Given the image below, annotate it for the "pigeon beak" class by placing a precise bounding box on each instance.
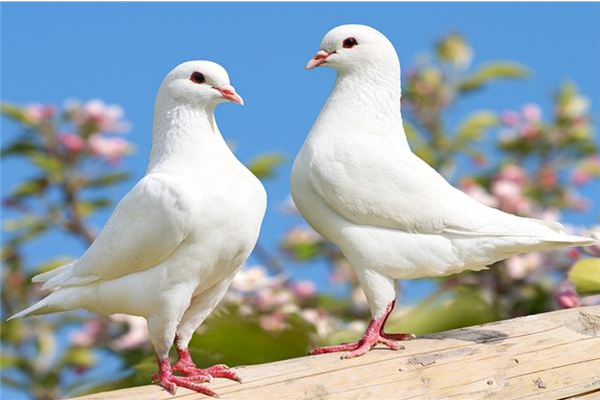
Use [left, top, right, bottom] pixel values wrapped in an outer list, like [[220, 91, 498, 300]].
[[306, 50, 334, 70], [214, 84, 244, 105]]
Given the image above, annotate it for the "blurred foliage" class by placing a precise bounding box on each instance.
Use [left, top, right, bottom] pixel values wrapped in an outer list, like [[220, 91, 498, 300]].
[[1, 33, 599, 399]]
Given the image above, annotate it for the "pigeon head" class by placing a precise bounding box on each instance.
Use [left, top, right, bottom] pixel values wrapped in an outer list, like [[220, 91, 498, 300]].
[[158, 61, 243, 106], [306, 24, 398, 74]]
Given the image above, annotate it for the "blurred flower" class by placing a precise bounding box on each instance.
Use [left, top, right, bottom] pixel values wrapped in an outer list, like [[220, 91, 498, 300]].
[[110, 314, 148, 350], [501, 111, 520, 127], [505, 253, 543, 280], [58, 132, 85, 152], [88, 134, 131, 164], [231, 265, 284, 292], [290, 280, 316, 301], [554, 282, 580, 309], [570, 170, 591, 185], [70, 319, 103, 347], [436, 33, 473, 69], [351, 287, 368, 310], [300, 308, 337, 337], [522, 103, 542, 122], [496, 164, 527, 185], [259, 312, 287, 332], [25, 103, 55, 124], [252, 287, 293, 311], [460, 178, 497, 207], [66, 99, 131, 134]]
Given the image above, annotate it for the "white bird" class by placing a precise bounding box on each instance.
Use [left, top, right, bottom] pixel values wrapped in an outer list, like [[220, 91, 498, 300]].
[[291, 24, 597, 359], [10, 61, 267, 396]]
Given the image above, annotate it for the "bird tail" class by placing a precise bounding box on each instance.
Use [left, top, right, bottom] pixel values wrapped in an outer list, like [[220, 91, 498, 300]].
[[7, 286, 90, 320], [31, 261, 96, 290]]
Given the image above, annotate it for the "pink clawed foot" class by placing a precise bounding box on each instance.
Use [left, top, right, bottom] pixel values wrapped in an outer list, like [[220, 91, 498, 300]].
[[174, 348, 242, 383], [310, 300, 414, 359], [153, 356, 217, 397]]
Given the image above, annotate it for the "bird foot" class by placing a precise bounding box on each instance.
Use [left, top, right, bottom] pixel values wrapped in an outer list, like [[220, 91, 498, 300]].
[[173, 360, 242, 383], [310, 332, 407, 359], [153, 356, 218, 397], [310, 300, 414, 359]]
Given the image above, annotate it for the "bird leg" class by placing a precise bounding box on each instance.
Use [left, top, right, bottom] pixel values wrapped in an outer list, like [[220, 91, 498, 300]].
[[152, 355, 217, 397], [310, 301, 414, 359], [172, 346, 242, 383]]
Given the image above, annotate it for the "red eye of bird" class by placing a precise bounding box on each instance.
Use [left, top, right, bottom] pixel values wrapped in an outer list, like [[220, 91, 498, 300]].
[[343, 37, 358, 49], [190, 72, 205, 84]]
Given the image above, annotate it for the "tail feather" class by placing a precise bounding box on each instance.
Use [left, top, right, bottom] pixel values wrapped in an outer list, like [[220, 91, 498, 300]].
[[8, 298, 51, 320], [32, 261, 74, 283]]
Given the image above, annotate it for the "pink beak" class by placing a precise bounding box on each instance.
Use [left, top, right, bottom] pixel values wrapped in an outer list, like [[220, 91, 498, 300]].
[[306, 50, 334, 70], [213, 84, 244, 105]]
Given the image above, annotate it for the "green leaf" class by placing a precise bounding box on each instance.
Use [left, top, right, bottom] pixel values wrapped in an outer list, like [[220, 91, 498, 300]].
[[28, 153, 62, 175], [386, 287, 497, 335], [459, 62, 529, 93], [78, 198, 111, 216], [12, 178, 48, 198], [247, 153, 285, 179], [62, 347, 95, 368], [85, 172, 130, 188], [568, 258, 600, 296], [0, 103, 30, 124], [456, 111, 498, 141], [1, 138, 41, 157]]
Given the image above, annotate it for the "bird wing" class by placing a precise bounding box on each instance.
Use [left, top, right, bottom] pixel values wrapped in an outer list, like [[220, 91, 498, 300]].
[[308, 131, 564, 237], [37, 173, 191, 289]]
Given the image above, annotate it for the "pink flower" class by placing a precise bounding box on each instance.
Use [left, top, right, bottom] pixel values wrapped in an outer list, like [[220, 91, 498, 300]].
[[290, 280, 316, 301], [554, 284, 580, 309], [88, 134, 131, 164], [460, 180, 498, 207], [25, 103, 55, 124], [521, 103, 542, 122], [501, 111, 520, 126], [66, 99, 131, 134], [496, 165, 527, 185], [58, 132, 85, 152], [70, 319, 103, 346], [570, 170, 591, 185], [519, 124, 538, 139], [505, 253, 542, 280], [110, 314, 149, 350], [259, 313, 287, 331]]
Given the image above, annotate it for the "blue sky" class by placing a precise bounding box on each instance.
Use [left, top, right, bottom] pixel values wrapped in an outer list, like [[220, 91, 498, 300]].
[[2, 2, 600, 297]]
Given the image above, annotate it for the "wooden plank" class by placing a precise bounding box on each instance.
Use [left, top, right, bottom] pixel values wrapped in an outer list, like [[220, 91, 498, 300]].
[[70, 305, 600, 400]]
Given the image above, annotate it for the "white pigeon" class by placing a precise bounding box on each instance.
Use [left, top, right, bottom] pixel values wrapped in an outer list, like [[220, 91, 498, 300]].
[[291, 24, 597, 359], [10, 61, 267, 396]]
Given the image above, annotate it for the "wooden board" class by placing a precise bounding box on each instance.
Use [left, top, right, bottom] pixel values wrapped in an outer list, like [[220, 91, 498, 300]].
[[70, 305, 600, 400]]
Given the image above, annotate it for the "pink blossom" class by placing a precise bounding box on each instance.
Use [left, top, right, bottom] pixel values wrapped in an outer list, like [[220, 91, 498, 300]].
[[521, 103, 542, 122], [88, 134, 131, 164], [259, 313, 287, 331], [290, 280, 316, 301], [70, 319, 103, 346], [110, 314, 149, 350], [501, 111, 520, 126], [496, 165, 527, 185], [460, 180, 498, 207], [25, 103, 55, 124], [252, 287, 292, 311], [519, 124, 538, 139], [58, 132, 85, 152], [554, 285, 580, 309], [300, 309, 336, 337], [231, 265, 284, 292], [505, 253, 542, 280], [66, 99, 131, 134], [570, 170, 591, 185]]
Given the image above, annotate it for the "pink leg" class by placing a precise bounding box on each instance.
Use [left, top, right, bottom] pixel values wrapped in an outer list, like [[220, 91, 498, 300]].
[[152, 355, 217, 397], [173, 346, 241, 383], [310, 301, 414, 359]]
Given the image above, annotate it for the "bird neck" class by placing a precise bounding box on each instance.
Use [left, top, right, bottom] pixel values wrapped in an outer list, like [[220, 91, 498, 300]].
[[147, 98, 228, 173], [314, 64, 407, 143]]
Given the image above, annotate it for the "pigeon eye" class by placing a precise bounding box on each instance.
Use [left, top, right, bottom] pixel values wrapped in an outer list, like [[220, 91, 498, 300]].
[[343, 37, 358, 49], [190, 72, 205, 84]]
